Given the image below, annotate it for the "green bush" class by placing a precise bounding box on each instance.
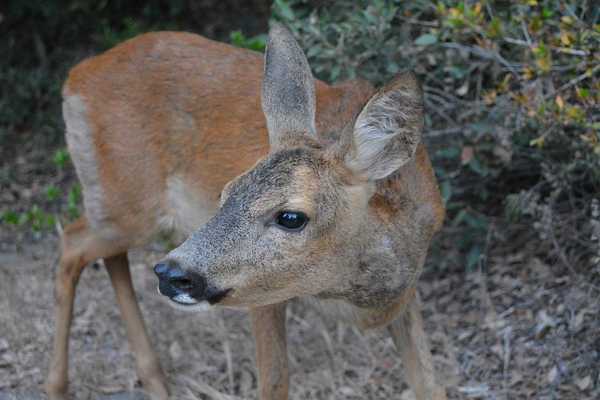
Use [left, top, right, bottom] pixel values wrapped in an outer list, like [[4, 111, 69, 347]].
[[273, 0, 599, 270], [2, 1, 598, 272]]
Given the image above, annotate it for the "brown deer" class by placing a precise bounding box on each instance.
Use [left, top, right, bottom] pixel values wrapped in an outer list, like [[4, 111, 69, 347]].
[[47, 23, 447, 400]]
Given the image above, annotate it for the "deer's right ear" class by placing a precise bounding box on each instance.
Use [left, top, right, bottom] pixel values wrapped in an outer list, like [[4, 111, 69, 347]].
[[344, 73, 424, 181], [261, 23, 316, 148]]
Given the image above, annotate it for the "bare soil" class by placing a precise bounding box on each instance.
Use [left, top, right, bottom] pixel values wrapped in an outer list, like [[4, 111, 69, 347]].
[[0, 229, 598, 400]]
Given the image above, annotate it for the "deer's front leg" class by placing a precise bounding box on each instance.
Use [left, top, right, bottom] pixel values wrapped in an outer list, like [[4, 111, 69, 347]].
[[250, 303, 289, 400], [388, 294, 447, 400]]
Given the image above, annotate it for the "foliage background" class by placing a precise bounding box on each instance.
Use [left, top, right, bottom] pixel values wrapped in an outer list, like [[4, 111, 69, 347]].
[[0, 1, 599, 399], [2, 0, 598, 274]]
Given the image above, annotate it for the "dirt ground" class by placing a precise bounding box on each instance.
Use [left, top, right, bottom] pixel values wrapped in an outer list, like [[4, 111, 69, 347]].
[[0, 228, 598, 400]]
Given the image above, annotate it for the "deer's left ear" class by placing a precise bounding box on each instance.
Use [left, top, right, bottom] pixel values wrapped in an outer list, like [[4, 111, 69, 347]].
[[344, 73, 423, 181], [262, 23, 316, 147]]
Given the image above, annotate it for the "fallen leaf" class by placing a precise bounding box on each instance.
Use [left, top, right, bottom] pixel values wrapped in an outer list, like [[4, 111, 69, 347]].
[[461, 146, 474, 165], [456, 81, 469, 96], [535, 310, 556, 339], [571, 310, 586, 331], [547, 366, 558, 383], [575, 376, 591, 391], [338, 386, 356, 396]]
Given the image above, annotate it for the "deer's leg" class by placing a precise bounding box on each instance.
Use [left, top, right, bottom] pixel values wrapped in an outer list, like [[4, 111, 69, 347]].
[[250, 303, 289, 400], [46, 217, 121, 400], [104, 253, 168, 399], [46, 244, 86, 399], [388, 294, 447, 400]]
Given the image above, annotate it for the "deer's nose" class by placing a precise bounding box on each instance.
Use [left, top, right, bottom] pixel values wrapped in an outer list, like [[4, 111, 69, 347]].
[[154, 260, 207, 304]]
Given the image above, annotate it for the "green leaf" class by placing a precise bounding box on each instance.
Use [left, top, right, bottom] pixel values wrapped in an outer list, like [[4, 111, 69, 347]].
[[275, 0, 295, 21], [386, 62, 399, 74], [468, 157, 489, 176], [436, 146, 460, 159], [67, 185, 82, 218], [330, 65, 341, 81], [230, 31, 267, 52], [414, 34, 438, 46], [46, 185, 61, 201], [466, 245, 482, 271], [229, 30, 244, 47], [541, 7, 554, 19], [53, 148, 70, 169], [440, 180, 452, 204], [1, 211, 19, 225]]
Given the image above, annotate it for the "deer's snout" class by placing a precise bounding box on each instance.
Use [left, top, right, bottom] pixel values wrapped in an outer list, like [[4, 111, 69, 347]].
[[154, 260, 207, 304], [154, 260, 230, 307]]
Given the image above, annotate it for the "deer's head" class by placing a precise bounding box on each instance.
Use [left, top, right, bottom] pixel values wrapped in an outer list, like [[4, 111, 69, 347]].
[[154, 24, 427, 312]]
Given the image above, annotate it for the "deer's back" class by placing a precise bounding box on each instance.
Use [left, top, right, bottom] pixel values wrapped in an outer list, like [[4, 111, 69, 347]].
[[63, 31, 375, 244]]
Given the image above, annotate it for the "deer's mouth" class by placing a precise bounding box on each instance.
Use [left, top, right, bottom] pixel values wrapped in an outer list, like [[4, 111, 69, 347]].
[[157, 282, 232, 310]]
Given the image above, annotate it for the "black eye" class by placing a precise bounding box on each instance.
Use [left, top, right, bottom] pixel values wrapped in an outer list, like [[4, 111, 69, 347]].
[[275, 211, 308, 231]]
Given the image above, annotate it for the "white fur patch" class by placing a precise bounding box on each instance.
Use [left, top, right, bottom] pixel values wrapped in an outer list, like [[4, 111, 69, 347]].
[[159, 175, 215, 236], [63, 95, 107, 228], [156, 286, 213, 312]]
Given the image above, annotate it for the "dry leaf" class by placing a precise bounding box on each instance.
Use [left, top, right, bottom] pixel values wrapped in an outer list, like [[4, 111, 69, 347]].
[[571, 310, 586, 331], [338, 386, 356, 396], [491, 343, 503, 358], [535, 310, 556, 339], [456, 81, 469, 96], [575, 376, 591, 391], [461, 146, 474, 165], [510, 371, 523, 386]]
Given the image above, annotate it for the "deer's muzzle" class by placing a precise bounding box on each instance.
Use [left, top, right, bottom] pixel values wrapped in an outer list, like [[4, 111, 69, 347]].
[[154, 260, 230, 306]]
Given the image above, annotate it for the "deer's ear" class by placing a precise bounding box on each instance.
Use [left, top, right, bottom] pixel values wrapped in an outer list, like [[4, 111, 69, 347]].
[[344, 73, 424, 181], [262, 23, 316, 147]]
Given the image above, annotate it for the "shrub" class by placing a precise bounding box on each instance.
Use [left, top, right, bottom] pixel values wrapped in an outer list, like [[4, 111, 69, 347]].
[[273, 0, 600, 270]]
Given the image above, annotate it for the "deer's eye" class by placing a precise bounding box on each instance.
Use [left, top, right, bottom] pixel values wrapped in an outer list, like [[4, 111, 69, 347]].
[[275, 211, 308, 231]]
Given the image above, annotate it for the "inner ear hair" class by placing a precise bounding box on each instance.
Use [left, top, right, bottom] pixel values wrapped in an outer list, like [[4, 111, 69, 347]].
[[344, 72, 424, 181]]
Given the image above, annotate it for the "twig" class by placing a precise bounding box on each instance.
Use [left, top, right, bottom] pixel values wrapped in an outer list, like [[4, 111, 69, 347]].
[[543, 63, 600, 100], [318, 323, 338, 393], [502, 326, 512, 397], [426, 101, 458, 126], [503, 37, 529, 47], [547, 199, 577, 276], [503, 37, 590, 56], [180, 375, 243, 400], [441, 43, 520, 77], [218, 312, 235, 396], [426, 127, 464, 138], [425, 85, 468, 105], [554, 47, 590, 57], [396, 16, 439, 28], [520, 19, 532, 45]]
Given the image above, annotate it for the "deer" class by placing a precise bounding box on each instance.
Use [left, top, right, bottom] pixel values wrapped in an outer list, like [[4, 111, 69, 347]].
[[46, 23, 447, 400]]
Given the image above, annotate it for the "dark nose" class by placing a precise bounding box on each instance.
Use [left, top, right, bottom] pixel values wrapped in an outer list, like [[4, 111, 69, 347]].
[[154, 260, 206, 300]]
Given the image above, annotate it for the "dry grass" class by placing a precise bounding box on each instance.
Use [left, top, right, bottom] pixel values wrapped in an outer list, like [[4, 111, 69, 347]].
[[0, 230, 598, 399]]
